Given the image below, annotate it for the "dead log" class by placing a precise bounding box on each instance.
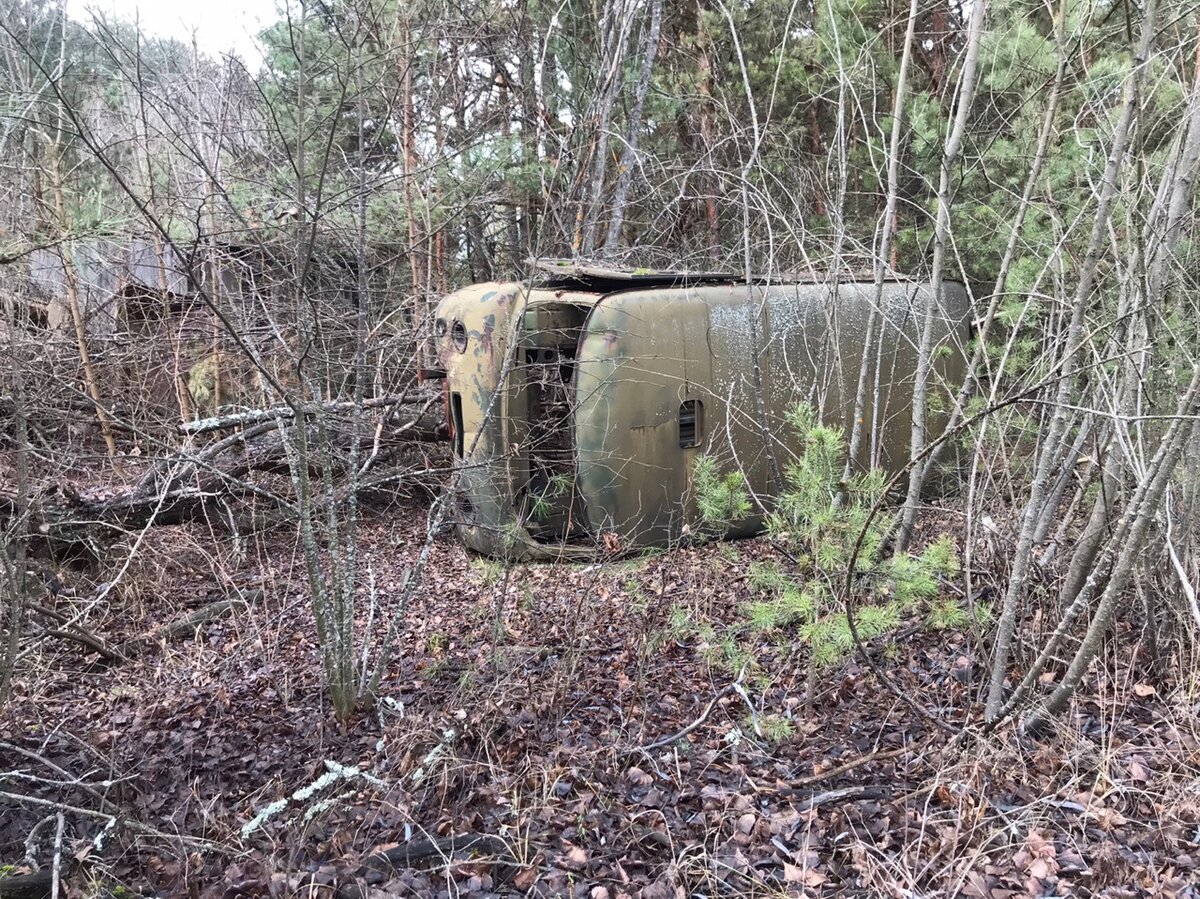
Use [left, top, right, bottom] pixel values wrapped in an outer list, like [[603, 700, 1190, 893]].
[[124, 595, 254, 654], [2, 401, 447, 554], [155, 596, 249, 640], [0, 871, 53, 899]]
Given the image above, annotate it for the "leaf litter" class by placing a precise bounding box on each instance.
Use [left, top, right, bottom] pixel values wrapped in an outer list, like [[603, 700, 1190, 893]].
[[2, 499, 1198, 898]]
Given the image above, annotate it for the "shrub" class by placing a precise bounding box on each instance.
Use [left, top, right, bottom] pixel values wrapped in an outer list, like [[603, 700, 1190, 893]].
[[694, 404, 970, 694]]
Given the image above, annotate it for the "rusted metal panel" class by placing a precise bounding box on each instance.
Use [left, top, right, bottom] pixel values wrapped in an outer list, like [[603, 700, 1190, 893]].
[[434, 274, 970, 559]]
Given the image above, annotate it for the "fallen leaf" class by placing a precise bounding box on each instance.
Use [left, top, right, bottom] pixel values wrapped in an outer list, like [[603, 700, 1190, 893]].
[[557, 845, 588, 872], [625, 766, 653, 787], [1028, 858, 1053, 879], [512, 866, 539, 890], [1128, 757, 1151, 783]]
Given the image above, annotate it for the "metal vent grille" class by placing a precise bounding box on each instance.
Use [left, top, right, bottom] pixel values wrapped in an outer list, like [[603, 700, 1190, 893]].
[[679, 400, 702, 448]]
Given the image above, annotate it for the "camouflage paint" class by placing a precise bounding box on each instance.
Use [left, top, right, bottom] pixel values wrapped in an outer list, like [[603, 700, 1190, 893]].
[[436, 278, 970, 559], [434, 281, 603, 558]]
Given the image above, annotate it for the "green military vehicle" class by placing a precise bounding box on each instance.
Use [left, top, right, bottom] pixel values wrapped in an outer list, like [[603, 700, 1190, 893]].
[[432, 261, 969, 559]]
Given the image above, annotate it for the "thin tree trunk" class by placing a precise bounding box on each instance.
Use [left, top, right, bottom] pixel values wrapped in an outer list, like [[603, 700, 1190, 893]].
[[700, 89, 721, 257], [719, 0, 781, 491], [139, 34, 193, 426], [1055, 32, 1200, 608], [604, 0, 663, 252], [0, 301, 30, 707], [399, 25, 429, 373], [896, 0, 985, 551], [49, 146, 118, 458], [929, 1, 1070, 474], [579, 0, 638, 256], [206, 180, 223, 413], [985, 0, 1158, 720], [1022, 367, 1200, 732], [153, 230, 194, 423], [846, 0, 919, 473]]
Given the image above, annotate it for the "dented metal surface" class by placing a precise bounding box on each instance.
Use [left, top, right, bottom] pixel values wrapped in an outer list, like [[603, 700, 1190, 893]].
[[433, 275, 970, 559]]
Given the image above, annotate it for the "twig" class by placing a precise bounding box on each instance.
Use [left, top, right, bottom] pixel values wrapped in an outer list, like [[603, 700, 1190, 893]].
[[775, 745, 913, 794], [637, 684, 736, 752], [50, 812, 64, 899], [0, 790, 223, 851]]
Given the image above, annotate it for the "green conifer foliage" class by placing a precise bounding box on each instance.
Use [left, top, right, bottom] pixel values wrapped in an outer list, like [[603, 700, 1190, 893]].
[[694, 404, 975, 683]]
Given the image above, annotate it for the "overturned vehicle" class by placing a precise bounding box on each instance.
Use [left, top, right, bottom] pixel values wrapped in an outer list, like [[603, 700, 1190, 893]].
[[431, 262, 970, 559]]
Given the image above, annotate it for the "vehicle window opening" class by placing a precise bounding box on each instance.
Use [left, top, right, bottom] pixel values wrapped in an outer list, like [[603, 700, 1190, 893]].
[[679, 399, 702, 448], [450, 391, 464, 458], [521, 302, 590, 543]]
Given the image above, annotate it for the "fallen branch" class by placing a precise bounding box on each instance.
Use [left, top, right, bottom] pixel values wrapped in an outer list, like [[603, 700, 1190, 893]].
[[637, 684, 736, 752], [790, 785, 889, 812], [2, 400, 445, 549], [361, 833, 511, 872], [26, 602, 125, 662], [773, 745, 913, 794], [0, 790, 224, 851], [144, 595, 250, 644], [0, 870, 53, 899], [179, 390, 438, 435], [0, 742, 120, 814]]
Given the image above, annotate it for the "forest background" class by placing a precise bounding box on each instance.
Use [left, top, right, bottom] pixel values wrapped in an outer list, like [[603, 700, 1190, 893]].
[[2, 0, 1200, 896]]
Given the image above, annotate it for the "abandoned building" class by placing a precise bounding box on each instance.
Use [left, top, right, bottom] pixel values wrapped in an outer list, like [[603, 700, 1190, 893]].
[[7, 236, 426, 438]]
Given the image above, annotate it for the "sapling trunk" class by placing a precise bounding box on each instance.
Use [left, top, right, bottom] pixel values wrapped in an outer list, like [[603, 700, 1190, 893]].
[[1054, 34, 1200, 610], [0, 301, 30, 707], [1021, 367, 1200, 732], [896, 0, 986, 552], [993, 367, 1200, 728], [846, 0, 919, 475], [985, 0, 1157, 721], [604, 0, 663, 252]]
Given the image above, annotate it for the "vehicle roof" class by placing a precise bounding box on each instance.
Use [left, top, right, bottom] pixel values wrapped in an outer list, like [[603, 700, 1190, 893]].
[[528, 258, 939, 292], [530, 258, 739, 291]]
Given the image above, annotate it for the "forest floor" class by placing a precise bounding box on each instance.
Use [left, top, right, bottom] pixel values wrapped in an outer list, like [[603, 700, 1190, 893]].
[[2, 496, 1199, 899]]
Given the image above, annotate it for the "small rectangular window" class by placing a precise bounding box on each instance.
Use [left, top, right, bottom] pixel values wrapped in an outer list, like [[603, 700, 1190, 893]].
[[679, 399, 702, 448], [451, 392, 465, 458]]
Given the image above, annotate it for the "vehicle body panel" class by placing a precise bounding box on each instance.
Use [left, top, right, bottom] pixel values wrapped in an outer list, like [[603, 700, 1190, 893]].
[[434, 274, 969, 558]]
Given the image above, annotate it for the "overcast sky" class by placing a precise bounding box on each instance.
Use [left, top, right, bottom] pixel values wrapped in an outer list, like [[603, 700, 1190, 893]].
[[66, 0, 279, 67]]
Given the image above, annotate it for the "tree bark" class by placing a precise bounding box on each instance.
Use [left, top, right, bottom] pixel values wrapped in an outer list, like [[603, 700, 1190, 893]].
[[896, 0, 986, 550], [985, 0, 1157, 721], [603, 0, 664, 252]]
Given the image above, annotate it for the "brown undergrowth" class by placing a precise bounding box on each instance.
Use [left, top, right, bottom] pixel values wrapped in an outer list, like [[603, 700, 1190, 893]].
[[2, 501, 1198, 899]]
